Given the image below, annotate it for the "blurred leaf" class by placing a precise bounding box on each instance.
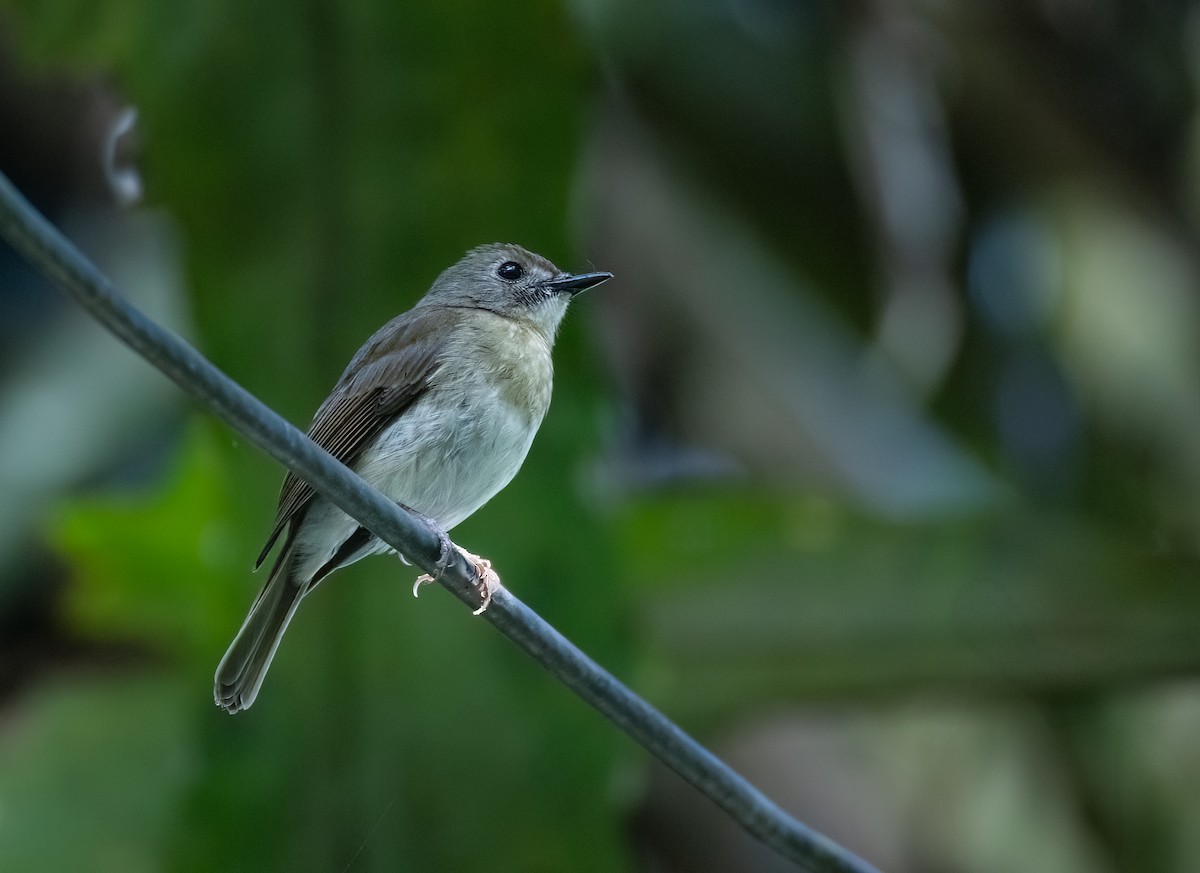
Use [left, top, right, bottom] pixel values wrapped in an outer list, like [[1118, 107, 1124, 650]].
[[621, 491, 1200, 719], [49, 424, 243, 661], [52, 424, 243, 661]]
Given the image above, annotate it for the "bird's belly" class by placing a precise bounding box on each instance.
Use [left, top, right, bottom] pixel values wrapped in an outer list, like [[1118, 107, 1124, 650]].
[[353, 389, 540, 531]]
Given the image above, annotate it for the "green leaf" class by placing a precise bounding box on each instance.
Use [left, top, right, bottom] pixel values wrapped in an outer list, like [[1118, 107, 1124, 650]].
[[50, 424, 245, 661]]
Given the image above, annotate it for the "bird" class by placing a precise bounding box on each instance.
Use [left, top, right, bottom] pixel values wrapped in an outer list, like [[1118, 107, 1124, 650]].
[[214, 243, 612, 713]]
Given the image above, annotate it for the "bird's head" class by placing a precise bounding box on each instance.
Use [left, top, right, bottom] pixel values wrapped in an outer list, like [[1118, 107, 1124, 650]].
[[418, 243, 611, 339]]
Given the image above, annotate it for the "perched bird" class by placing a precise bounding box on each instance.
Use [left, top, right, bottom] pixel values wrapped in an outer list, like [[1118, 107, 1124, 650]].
[[214, 243, 611, 713]]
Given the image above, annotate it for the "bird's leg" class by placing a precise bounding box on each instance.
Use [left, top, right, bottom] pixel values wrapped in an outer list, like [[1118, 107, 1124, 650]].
[[402, 505, 502, 614], [413, 545, 503, 614], [411, 548, 503, 616], [399, 505, 454, 592]]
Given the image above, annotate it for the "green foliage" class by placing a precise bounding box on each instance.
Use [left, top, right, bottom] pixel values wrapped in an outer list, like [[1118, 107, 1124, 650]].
[[51, 425, 242, 658], [622, 491, 1200, 719]]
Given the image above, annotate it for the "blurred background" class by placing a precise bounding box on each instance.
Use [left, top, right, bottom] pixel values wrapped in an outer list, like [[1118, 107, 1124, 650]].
[[1, 0, 1199, 871]]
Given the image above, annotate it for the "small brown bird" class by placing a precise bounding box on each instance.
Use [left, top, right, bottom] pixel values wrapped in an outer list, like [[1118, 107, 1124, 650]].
[[214, 243, 611, 713]]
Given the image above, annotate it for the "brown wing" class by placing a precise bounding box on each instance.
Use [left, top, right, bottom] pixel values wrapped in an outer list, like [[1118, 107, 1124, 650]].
[[254, 307, 451, 569]]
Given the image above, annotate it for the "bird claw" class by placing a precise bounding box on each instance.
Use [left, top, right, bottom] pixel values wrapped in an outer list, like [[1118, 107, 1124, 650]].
[[411, 545, 502, 615], [463, 552, 501, 615], [405, 506, 454, 598], [412, 573, 435, 597]]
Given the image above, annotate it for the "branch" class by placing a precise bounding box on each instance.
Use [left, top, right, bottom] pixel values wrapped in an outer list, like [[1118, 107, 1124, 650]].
[[0, 171, 881, 873]]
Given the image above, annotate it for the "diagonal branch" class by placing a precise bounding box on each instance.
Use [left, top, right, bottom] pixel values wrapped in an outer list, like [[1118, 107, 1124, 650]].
[[0, 171, 881, 873]]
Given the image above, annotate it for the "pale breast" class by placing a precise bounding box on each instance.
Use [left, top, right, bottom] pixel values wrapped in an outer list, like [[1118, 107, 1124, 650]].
[[352, 313, 554, 530]]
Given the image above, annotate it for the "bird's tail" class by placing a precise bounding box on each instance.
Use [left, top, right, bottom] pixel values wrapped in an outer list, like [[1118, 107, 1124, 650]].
[[214, 542, 305, 714]]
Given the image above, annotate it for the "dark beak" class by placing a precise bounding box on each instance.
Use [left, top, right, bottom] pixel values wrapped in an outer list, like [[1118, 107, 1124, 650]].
[[541, 270, 613, 296]]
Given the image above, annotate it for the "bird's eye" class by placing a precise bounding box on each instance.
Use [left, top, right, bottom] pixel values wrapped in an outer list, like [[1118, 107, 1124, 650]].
[[497, 261, 524, 282]]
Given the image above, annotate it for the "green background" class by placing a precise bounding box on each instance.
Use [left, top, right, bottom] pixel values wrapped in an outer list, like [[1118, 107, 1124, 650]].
[[2, 1, 1199, 871]]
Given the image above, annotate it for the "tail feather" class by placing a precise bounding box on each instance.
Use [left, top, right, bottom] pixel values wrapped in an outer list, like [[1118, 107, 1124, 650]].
[[214, 544, 305, 714]]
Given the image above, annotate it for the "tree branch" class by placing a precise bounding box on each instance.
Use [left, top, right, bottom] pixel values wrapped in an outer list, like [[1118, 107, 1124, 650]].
[[0, 171, 880, 873]]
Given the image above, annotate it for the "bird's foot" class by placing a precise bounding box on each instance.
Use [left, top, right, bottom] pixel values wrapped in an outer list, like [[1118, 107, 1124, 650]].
[[412, 545, 502, 615], [402, 505, 454, 583], [460, 549, 502, 615]]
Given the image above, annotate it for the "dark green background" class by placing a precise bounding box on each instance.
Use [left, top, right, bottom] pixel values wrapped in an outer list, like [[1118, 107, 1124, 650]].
[[2, 1, 1199, 871]]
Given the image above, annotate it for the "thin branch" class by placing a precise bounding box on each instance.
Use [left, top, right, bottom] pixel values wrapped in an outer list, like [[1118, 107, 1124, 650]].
[[0, 171, 881, 873]]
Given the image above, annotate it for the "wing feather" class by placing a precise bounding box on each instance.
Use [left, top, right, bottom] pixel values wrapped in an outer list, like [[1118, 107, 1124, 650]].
[[254, 307, 450, 568]]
